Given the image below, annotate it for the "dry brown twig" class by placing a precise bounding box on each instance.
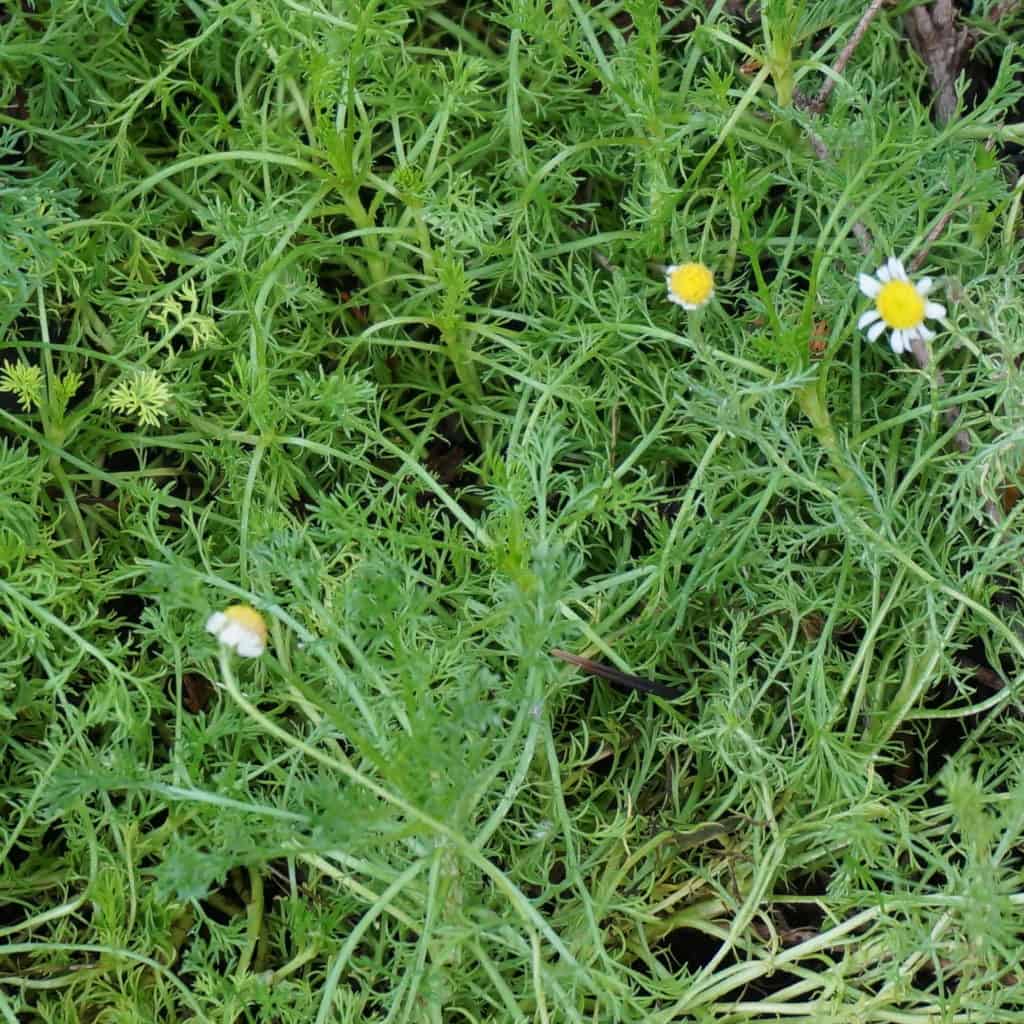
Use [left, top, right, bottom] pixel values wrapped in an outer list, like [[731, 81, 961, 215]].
[[908, 336, 971, 453], [807, 0, 890, 114], [794, 0, 897, 251], [909, 195, 965, 274], [805, 125, 874, 252], [550, 648, 682, 700], [906, 194, 972, 449], [906, 206, 978, 488]]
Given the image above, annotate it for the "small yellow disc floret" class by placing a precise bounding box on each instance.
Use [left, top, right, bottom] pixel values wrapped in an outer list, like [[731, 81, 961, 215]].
[[223, 604, 268, 642], [668, 263, 714, 307], [876, 280, 925, 330]]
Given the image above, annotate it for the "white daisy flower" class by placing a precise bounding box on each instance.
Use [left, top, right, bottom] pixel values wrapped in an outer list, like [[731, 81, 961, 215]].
[[857, 256, 946, 355], [666, 262, 714, 310], [206, 604, 268, 658]]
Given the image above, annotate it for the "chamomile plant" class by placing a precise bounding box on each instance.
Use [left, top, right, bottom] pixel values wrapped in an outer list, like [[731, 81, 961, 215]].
[[5, 3, 1024, 1023]]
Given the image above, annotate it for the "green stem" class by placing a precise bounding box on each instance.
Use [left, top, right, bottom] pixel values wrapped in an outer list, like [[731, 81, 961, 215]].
[[235, 865, 264, 980], [688, 307, 705, 348], [413, 207, 435, 277], [37, 289, 91, 559], [341, 189, 387, 291], [771, 62, 794, 109], [443, 326, 491, 448], [444, 327, 482, 403], [796, 379, 864, 498]]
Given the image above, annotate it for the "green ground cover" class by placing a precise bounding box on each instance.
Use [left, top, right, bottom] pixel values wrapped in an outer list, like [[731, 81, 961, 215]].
[[4, 0, 1024, 1020]]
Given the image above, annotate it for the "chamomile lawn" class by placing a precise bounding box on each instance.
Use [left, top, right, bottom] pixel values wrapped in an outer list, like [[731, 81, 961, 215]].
[[4, 1, 1024, 1021]]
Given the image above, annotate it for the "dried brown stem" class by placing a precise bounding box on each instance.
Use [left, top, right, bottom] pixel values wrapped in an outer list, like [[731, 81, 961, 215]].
[[909, 339, 998, 530], [909, 193, 964, 273], [550, 648, 682, 700], [569, 221, 618, 273], [909, 336, 971, 453], [809, 0, 890, 114], [958, 655, 1008, 693], [793, 0, 896, 250], [805, 128, 873, 252]]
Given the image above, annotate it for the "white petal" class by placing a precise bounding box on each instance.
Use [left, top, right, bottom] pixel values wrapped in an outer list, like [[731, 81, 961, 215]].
[[235, 633, 266, 658], [667, 292, 688, 308], [218, 622, 242, 645], [925, 301, 946, 320], [867, 320, 887, 342], [917, 277, 934, 296], [858, 309, 881, 328], [859, 273, 881, 298], [917, 325, 935, 342], [888, 256, 907, 281], [221, 622, 252, 651], [877, 264, 891, 282], [206, 612, 227, 636], [665, 265, 680, 274], [890, 330, 907, 353]]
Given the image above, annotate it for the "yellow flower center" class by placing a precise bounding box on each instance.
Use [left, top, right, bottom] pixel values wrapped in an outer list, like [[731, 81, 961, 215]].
[[669, 263, 714, 306], [876, 280, 924, 329], [224, 604, 268, 641]]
